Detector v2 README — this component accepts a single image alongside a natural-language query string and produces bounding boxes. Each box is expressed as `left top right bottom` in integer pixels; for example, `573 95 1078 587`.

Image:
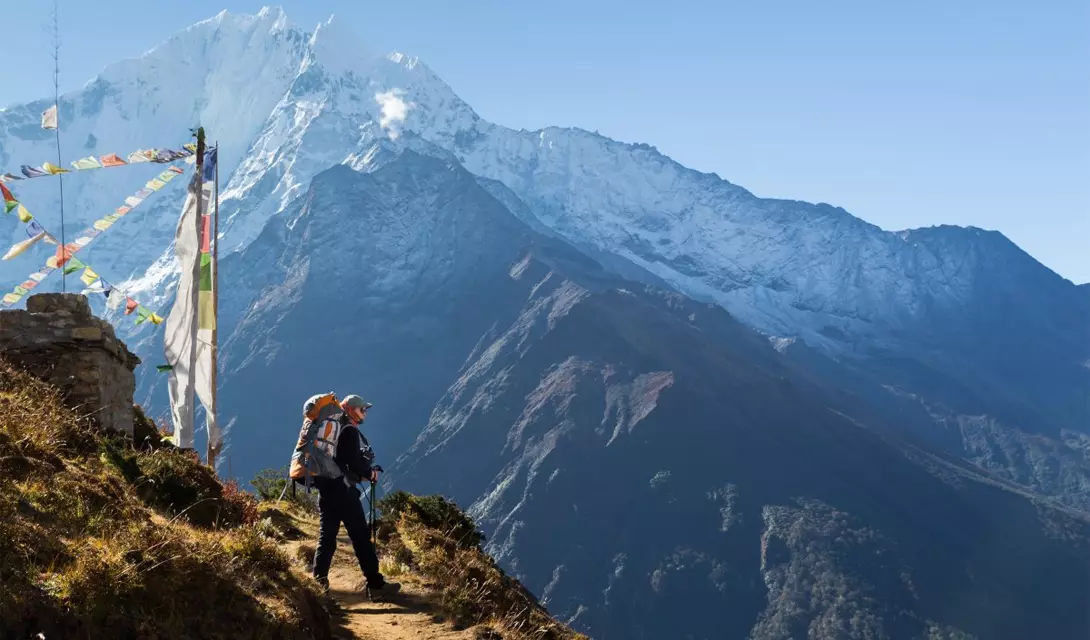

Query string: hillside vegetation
0 359 581 640
0 360 331 639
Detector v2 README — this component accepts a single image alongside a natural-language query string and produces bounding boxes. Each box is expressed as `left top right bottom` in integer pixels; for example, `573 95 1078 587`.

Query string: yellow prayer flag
80 267 99 287
16 204 32 223
42 162 69 175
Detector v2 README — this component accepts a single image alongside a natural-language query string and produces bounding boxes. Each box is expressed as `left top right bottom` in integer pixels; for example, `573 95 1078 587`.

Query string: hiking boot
314 576 330 595
366 581 401 601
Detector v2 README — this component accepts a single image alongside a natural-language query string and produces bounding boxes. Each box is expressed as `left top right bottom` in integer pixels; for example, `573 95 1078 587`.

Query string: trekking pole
369 479 378 547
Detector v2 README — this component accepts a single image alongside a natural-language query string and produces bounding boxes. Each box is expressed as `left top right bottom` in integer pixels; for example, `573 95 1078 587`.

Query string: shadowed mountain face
210 148 1090 640
0 8 1084 519
390 247 1090 640
1 10 1086 638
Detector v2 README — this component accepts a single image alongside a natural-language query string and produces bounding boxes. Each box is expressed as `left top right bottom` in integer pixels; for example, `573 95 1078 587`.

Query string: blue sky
5 0 1088 282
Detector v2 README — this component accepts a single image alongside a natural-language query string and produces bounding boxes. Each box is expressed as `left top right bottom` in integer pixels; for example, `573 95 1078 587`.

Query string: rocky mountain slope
0 10 1082 512
1 8 1088 639
211 147 1090 639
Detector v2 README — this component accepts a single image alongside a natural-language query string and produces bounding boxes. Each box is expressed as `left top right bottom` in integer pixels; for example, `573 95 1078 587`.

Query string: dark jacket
334 416 375 485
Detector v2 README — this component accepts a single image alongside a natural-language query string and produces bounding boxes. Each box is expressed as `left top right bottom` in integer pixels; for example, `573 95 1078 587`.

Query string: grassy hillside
0 359 582 640
0 360 331 639
255 490 587 640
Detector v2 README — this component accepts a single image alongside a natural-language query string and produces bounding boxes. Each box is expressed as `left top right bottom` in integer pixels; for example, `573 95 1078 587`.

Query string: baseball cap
342 394 373 411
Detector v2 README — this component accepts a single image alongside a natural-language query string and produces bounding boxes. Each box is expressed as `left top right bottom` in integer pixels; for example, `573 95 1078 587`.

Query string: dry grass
261 494 588 640
376 491 588 640
0 361 332 639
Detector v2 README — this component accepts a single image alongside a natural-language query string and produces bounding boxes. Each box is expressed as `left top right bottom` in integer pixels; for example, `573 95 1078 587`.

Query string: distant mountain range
1 8 1087 639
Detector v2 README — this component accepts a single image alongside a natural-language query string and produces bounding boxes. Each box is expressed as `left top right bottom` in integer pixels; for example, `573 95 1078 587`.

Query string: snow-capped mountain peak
0 8 1083 372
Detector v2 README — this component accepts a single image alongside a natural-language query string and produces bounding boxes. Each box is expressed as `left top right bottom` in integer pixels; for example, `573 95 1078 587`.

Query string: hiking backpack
289 392 348 483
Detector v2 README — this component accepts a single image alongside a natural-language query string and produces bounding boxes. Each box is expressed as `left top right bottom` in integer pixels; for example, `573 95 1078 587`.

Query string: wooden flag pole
207 140 221 469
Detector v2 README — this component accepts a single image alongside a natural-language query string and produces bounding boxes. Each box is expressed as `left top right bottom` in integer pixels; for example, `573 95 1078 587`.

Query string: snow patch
541 565 564 604
509 253 532 280
769 336 796 353
375 88 412 140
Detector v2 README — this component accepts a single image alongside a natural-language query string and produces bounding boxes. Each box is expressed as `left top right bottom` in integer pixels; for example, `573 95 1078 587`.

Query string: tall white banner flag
163 162 207 449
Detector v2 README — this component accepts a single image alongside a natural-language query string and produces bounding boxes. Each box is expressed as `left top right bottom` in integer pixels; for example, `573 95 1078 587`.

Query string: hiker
290 393 401 599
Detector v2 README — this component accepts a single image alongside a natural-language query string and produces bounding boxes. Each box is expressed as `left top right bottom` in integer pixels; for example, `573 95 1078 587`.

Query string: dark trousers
311 478 383 586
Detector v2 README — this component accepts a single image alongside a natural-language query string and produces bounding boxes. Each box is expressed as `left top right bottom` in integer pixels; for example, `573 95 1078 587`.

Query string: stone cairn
0 292 140 438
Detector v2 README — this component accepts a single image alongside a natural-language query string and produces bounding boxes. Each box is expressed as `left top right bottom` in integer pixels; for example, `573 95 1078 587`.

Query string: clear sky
5 1 1088 283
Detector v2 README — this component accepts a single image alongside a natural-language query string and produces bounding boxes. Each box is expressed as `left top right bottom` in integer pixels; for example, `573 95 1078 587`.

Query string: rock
0 293 140 438
71 327 103 341
27 292 92 317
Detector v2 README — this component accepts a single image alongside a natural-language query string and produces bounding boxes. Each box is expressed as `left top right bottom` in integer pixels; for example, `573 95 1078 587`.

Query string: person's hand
370 468 380 483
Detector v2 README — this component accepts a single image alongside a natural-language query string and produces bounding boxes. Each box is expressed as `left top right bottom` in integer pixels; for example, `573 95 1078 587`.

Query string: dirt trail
280 518 481 640
324 554 478 640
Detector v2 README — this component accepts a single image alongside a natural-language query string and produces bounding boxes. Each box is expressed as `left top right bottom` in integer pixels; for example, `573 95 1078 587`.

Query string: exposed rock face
0 293 140 436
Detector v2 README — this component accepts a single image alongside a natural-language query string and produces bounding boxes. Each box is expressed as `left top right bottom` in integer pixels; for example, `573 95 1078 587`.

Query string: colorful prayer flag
81 280 107 295
100 154 126 167
62 257 85 275
16 205 33 223
2 232 46 260
125 297 138 314
48 244 75 269
1 183 17 213
42 162 69 175
41 104 57 129
21 165 47 179
106 290 125 311
26 220 46 237
72 156 103 170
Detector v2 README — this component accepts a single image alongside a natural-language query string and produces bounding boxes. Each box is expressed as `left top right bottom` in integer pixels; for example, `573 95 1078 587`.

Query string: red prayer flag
200 215 211 253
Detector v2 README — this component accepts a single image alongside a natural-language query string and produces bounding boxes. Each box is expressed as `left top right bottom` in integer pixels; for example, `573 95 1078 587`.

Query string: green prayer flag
62 258 86 275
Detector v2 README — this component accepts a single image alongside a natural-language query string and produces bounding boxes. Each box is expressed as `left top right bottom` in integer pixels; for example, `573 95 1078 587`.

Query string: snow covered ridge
0 6 1083 355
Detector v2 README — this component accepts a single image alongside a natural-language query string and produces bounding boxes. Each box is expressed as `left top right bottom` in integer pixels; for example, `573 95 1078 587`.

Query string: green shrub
250 467 317 512
378 490 485 550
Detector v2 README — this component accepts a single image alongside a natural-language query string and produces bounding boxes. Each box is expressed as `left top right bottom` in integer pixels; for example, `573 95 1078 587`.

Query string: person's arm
336 425 372 483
